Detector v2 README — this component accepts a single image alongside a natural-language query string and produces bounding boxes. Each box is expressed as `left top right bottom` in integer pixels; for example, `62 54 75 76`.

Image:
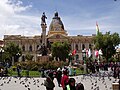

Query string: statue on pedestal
41 12 47 25
39 43 47 56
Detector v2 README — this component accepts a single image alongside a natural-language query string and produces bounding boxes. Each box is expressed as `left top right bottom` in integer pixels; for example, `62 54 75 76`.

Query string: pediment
47 34 69 39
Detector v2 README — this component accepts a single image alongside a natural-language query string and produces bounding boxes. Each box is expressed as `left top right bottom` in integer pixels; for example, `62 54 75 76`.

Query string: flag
98 49 102 55
88 49 91 57
95 50 99 58
72 49 76 56
96 22 99 35
86 49 88 56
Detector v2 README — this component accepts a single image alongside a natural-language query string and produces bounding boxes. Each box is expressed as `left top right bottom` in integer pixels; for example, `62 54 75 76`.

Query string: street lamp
12 52 21 65
16 53 21 61
0 48 4 62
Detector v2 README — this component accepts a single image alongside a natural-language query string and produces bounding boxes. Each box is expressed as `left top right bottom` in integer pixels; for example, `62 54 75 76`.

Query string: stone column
41 24 47 46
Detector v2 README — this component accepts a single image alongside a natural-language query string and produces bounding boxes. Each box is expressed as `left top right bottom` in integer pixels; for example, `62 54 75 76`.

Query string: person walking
17 65 21 77
56 68 62 87
44 71 55 90
73 68 76 76
65 78 76 90
61 70 69 90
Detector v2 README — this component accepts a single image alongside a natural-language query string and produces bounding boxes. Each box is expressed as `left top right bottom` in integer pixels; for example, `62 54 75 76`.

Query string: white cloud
0 0 39 39
62 12 120 36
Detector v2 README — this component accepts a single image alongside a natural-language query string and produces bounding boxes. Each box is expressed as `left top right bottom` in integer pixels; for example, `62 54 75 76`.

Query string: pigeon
94 84 97 86
105 85 107 88
0 83 3 86
14 81 16 83
28 82 31 84
91 86 93 89
4 81 6 83
25 85 28 87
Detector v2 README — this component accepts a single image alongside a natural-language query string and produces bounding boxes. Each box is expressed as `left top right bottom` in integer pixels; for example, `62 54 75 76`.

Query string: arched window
22 45 25 51
76 54 79 61
89 44 92 49
82 44 85 50
22 55 25 61
37 45 39 50
75 44 78 51
29 45 32 52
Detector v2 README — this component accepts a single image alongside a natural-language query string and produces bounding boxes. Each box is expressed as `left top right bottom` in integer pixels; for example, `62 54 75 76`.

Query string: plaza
0 1 120 90
0 72 119 90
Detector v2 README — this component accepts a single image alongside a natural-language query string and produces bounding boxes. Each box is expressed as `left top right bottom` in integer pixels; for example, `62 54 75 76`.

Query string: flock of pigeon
75 73 119 90
0 71 119 90
0 77 46 90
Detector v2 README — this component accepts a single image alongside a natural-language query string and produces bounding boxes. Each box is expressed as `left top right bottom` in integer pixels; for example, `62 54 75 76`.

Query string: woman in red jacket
61 70 69 90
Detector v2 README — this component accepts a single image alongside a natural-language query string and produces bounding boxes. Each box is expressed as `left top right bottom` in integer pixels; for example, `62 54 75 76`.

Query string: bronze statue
41 12 47 25
39 43 47 56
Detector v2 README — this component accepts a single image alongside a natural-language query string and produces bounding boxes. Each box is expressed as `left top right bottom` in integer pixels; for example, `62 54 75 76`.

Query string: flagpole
96 21 100 35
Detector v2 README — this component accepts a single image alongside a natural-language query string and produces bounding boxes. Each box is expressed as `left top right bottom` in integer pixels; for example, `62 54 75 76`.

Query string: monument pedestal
112 83 119 90
37 55 49 62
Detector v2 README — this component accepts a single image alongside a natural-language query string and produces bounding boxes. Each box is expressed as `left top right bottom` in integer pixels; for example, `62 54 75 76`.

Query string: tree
94 31 120 62
3 42 22 64
51 41 71 61
25 53 34 61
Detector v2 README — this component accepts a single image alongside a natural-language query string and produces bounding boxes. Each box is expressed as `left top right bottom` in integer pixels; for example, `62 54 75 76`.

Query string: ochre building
4 12 95 62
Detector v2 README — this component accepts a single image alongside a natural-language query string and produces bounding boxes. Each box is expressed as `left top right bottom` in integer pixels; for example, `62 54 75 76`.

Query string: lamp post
0 48 4 62
12 52 20 65
16 53 21 62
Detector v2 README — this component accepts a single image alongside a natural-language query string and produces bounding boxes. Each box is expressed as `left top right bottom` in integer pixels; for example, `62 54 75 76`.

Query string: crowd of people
42 61 120 90
1 60 120 90
86 61 120 78
43 66 84 90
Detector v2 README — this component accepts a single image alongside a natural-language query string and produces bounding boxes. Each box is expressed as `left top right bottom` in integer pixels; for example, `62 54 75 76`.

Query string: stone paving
0 74 119 90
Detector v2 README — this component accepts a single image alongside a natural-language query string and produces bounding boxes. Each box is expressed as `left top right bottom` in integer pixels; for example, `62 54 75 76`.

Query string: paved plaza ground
0 73 119 90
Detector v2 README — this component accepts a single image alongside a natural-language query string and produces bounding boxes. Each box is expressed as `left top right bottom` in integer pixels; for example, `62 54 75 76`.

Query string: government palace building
3 12 95 62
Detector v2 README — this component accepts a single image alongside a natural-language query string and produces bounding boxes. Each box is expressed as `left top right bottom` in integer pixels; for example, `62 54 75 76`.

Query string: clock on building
56 34 60 39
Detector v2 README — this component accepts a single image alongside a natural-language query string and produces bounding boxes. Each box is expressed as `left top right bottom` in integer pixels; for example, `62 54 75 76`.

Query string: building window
37 45 39 50
82 44 85 50
75 44 78 51
29 45 32 52
76 54 79 61
89 44 92 49
22 55 25 61
22 45 25 51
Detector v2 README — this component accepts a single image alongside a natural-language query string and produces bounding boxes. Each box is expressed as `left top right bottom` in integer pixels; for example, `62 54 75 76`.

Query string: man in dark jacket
65 78 76 90
44 71 55 90
56 68 62 87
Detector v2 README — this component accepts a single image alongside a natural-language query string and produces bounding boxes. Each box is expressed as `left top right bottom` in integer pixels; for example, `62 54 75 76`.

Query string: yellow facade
4 12 95 62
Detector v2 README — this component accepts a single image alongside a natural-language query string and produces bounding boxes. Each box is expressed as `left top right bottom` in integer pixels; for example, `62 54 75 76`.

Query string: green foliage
51 41 71 61
94 31 120 62
25 53 34 61
3 42 22 62
15 60 68 70
8 69 40 77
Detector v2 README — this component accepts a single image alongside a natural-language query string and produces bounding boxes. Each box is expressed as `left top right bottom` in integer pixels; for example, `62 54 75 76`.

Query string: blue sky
0 0 120 39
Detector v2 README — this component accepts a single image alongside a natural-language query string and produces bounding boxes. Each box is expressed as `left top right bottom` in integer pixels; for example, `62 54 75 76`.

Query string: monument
37 12 49 62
